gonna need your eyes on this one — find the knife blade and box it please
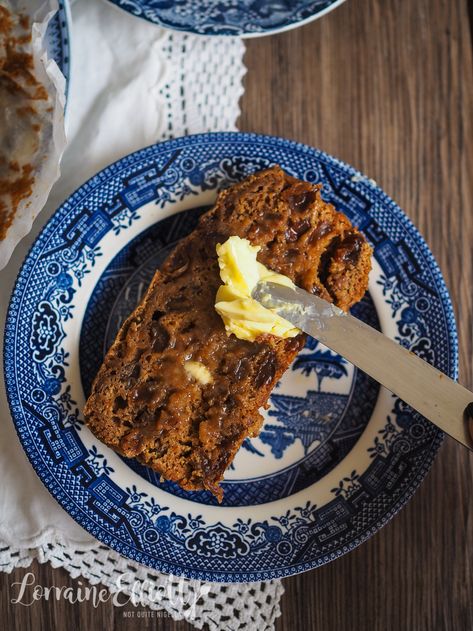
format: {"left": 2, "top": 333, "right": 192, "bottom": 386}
{"left": 252, "top": 281, "right": 473, "bottom": 450}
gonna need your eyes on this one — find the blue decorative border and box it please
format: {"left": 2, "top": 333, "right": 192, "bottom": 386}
{"left": 4, "top": 133, "right": 458, "bottom": 581}
{"left": 46, "top": 0, "right": 70, "bottom": 102}
{"left": 106, "top": 0, "right": 345, "bottom": 37}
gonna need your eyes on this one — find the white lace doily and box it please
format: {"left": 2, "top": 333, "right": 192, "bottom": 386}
{"left": 0, "top": 1, "right": 285, "bottom": 629}
{"left": 1, "top": 531, "right": 283, "bottom": 629}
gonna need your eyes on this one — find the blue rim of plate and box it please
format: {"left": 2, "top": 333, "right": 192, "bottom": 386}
{"left": 105, "top": 0, "right": 346, "bottom": 37}
{"left": 46, "top": 0, "right": 70, "bottom": 102}
{"left": 4, "top": 132, "right": 458, "bottom": 581}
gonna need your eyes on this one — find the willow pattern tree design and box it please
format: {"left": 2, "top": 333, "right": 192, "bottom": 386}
{"left": 241, "top": 338, "right": 350, "bottom": 459}
{"left": 292, "top": 337, "right": 348, "bottom": 390}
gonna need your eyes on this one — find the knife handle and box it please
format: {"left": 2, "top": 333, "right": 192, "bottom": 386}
{"left": 465, "top": 403, "right": 473, "bottom": 444}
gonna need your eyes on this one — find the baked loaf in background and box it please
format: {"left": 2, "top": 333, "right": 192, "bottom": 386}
{"left": 83, "top": 166, "right": 372, "bottom": 500}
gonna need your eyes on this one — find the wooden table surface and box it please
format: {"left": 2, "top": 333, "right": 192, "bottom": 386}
{"left": 2, "top": 0, "right": 473, "bottom": 629}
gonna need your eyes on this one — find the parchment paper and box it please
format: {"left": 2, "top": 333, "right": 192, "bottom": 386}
{"left": 0, "top": 0, "right": 66, "bottom": 270}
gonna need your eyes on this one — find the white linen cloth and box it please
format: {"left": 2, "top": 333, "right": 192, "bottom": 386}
{"left": 0, "top": 1, "right": 285, "bottom": 628}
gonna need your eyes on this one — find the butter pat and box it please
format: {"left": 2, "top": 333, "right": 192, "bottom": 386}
{"left": 214, "top": 236, "right": 301, "bottom": 342}
{"left": 184, "top": 361, "right": 213, "bottom": 385}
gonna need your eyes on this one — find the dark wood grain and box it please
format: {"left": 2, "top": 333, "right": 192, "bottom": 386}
{"left": 2, "top": 0, "right": 473, "bottom": 629}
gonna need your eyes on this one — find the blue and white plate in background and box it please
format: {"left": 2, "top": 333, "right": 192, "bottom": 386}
{"left": 46, "top": 0, "right": 71, "bottom": 98}
{"left": 4, "top": 133, "right": 457, "bottom": 581}
{"left": 106, "top": 0, "right": 346, "bottom": 37}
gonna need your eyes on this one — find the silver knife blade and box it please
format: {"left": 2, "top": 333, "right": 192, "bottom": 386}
{"left": 253, "top": 281, "right": 473, "bottom": 450}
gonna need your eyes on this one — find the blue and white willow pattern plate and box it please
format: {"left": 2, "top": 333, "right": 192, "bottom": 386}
{"left": 106, "top": 0, "right": 346, "bottom": 37}
{"left": 4, "top": 133, "right": 457, "bottom": 582}
{"left": 46, "top": 0, "right": 70, "bottom": 93}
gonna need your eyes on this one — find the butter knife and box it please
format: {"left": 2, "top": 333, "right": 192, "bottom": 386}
{"left": 252, "top": 281, "right": 473, "bottom": 450}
